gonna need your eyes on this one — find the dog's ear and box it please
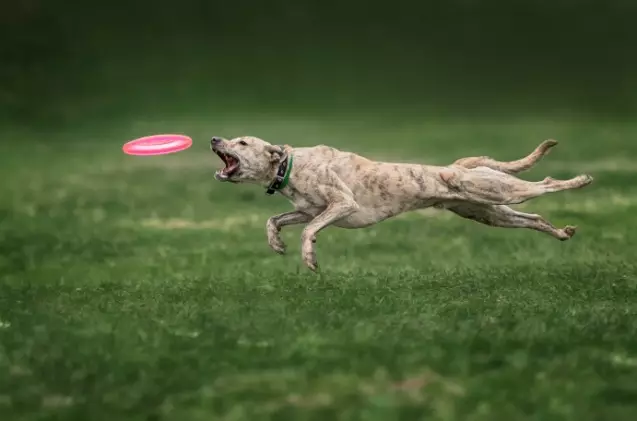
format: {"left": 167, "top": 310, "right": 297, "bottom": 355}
{"left": 265, "top": 144, "right": 284, "bottom": 162}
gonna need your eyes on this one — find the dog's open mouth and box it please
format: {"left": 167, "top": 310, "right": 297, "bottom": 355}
{"left": 215, "top": 150, "right": 240, "bottom": 179}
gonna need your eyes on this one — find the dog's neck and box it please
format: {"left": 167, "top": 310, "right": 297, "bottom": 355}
{"left": 264, "top": 146, "right": 294, "bottom": 194}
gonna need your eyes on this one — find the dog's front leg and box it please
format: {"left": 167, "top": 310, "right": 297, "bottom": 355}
{"left": 301, "top": 201, "right": 358, "bottom": 271}
{"left": 266, "top": 211, "right": 312, "bottom": 254}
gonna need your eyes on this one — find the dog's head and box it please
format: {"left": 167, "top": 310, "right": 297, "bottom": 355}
{"left": 210, "top": 136, "right": 285, "bottom": 184}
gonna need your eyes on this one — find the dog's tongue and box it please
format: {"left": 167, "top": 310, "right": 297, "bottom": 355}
{"left": 223, "top": 156, "right": 238, "bottom": 174}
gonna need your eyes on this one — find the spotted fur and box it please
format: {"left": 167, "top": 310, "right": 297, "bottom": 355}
{"left": 211, "top": 137, "right": 593, "bottom": 271}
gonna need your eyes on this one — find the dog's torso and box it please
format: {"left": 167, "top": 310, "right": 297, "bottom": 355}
{"left": 277, "top": 145, "right": 455, "bottom": 228}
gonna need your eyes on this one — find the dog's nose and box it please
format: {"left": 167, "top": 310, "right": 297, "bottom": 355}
{"left": 211, "top": 137, "right": 222, "bottom": 146}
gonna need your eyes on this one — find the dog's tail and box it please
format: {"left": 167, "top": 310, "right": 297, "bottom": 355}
{"left": 451, "top": 139, "right": 558, "bottom": 174}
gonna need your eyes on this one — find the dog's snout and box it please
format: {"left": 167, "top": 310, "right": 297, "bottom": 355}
{"left": 211, "top": 137, "right": 223, "bottom": 146}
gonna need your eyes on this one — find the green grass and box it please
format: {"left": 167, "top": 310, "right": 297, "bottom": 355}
{"left": 1, "top": 114, "right": 637, "bottom": 421}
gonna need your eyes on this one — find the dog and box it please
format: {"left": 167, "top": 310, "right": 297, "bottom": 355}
{"left": 210, "top": 136, "right": 593, "bottom": 271}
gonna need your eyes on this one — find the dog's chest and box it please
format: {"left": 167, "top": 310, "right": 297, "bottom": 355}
{"left": 333, "top": 207, "right": 390, "bottom": 228}
{"left": 280, "top": 188, "right": 326, "bottom": 216}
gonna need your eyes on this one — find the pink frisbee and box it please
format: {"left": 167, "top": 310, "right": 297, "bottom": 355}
{"left": 123, "top": 134, "right": 193, "bottom": 156}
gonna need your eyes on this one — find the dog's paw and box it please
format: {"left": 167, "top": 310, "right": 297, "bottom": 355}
{"left": 561, "top": 225, "right": 578, "bottom": 240}
{"left": 269, "top": 239, "right": 286, "bottom": 255}
{"left": 302, "top": 244, "right": 318, "bottom": 272}
{"left": 578, "top": 174, "right": 594, "bottom": 187}
{"left": 267, "top": 234, "right": 286, "bottom": 255}
{"left": 266, "top": 220, "right": 286, "bottom": 254}
{"left": 555, "top": 225, "right": 578, "bottom": 241}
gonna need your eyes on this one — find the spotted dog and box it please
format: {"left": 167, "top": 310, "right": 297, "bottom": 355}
{"left": 211, "top": 136, "right": 593, "bottom": 271}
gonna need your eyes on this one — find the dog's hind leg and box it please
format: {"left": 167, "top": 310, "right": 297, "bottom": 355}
{"left": 452, "top": 139, "right": 558, "bottom": 174}
{"left": 266, "top": 211, "right": 312, "bottom": 254}
{"left": 440, "top": 166, "right": 593, "bottom": 205}
{"left": 447, "top": 203, "right": 577, "bottom": 240}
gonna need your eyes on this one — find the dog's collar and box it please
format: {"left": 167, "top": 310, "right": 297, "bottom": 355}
{"left": 266, "top": 152, "right": 293, "bottom": 195}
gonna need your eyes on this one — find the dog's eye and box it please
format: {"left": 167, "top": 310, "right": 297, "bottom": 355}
{"left": 238, "top": 140, "right": 248, "bottom": 146}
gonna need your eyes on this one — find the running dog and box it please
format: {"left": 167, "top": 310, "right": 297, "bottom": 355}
{"left": 211, "top": 136, "right": 592, "bottom": 271}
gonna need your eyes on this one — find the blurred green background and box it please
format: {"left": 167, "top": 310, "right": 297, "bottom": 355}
{"left": 2, "top": 0, "right": 636, "bottom": 129}
{"left": 3, "top": 2, "right": 637, "bottom": 420}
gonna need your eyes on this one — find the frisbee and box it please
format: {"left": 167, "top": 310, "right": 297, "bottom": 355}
{"left": 123, "top": 134, "right": 193, "bottom": 156}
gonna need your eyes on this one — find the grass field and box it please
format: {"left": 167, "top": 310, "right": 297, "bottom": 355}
{"left": 1, "top": 113, "right": 637, "bottom": 421}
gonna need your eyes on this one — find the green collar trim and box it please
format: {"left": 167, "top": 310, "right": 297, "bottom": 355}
{"left": 280, "top": 154, "right": 293, "bottom": 189}
{"left": 265, "top": 153, "right": 293, "bottom": 195}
